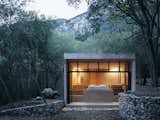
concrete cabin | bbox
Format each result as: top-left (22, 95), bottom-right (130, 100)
top-left (64, 53), bottom-right (136, 104)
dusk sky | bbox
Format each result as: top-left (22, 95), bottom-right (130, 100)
top-left (26, 0), bottom-right (88, 19)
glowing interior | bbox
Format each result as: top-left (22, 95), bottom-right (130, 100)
top-left (69, 62), bottom-right (128, 87)
top-left (69, 61), bottom-right (129, 102)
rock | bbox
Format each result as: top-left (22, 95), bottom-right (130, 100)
top-left (41, 88), bottom-right (59, 99)
top-left (35, 96), bottom-right (42, 100)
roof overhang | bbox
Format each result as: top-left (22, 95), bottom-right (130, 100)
top-left (64, 53), bottom-right (135, 60)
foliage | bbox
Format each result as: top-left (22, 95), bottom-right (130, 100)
top-left (1, 0), bottom-right (159, 105)
top-left (114, 0), bottom-right (160, 86)
top-left (0, 0), bottom-right (32, 26)
top-left (0, 17), bottom-right (58, 104)
top-left (67, 0), bottom-right (160, 87)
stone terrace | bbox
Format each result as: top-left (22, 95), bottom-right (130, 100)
top-left (0, 101), bottom-right (122, 120)
top-left (0, 110), bottom-right (122, 120)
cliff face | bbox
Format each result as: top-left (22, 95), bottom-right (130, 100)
top-left (55, 2), bottom-right (130, 41)
top-left (67, 12), bottom-right (94, 40)
top-left (55, 12), bottom-right (94, 41)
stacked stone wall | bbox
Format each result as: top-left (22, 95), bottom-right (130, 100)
top-left (119, 93), bottom-right (160, 120)
top-left (0, 100), bottom-right (64, 116)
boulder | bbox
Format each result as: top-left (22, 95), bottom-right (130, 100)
top-left (35, 96), bottom-right (42, 100)
top-left (41, 88), bottom-right (59, 99)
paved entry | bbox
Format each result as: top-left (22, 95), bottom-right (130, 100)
top-left (54, 102), bottom-right (122, 120)
top-left (0, 102), bottom-right (122, 120)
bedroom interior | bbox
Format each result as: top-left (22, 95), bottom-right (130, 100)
top-left (64, 53), bottom-right (136, 104)
top-left (69, 61), bottom-right (130, 102)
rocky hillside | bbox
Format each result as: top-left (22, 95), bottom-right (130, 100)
top-left (55, 5), bottom-right (131, 41)
top-left (55, 12), bottom-right (94, 41)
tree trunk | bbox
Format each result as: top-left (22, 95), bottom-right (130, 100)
top-left (0, 77), bottom-right (13, 102)
top-left (145, 38), bottom-right (159, 87)
top-left (45, 65), bottom-right (49, 88)
top-left (141, 24), bottom-right (159, 87)
top-left (34, 48), bottom-right (41, 93)
top-left (150, 57), bottom-right (158, 87)
top-left (28, 53), bottom-right (32, 90)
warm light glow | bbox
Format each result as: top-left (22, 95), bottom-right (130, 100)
top-left (72, 67), bottom-right (82, 85)
top-left (110, 67), bottom-right (119, 71)
top-left (72, 72), bottom-right (81, 85)
top-left (72, 67), bottom-right (77, 71)
top-left (69, 61), bottom-right (129, 101)
top-left (109, 62), bottom-right (119, 72)
top-left (78, 68), bottom-right (82, 71)
top-left (70, 62), bottom-right (128, 88)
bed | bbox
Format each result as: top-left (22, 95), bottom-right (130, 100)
top-left (83, 85), bottom-right (115, 102)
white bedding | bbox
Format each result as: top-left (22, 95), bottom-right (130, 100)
top-left (84, 85), bottom-right (114, 102)
top-left (87, 85), bottom-right (110, 91)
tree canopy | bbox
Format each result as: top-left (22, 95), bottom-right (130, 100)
top-left (67, 0), bottom-right (160, 86)
top-left (0, 0), bottom-right (160, 105)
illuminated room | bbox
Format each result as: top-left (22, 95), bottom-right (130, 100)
top-left (68, 61), bottom-right (130, 102)
top-left (64, 53), bottom-right (136, 104)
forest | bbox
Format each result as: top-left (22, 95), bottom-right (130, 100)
top-left (0, 0), bottom-right (160, 106)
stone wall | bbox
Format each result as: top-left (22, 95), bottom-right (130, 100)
top-left (0, 100), bottom-right (64, 116)
top-left (119, 93), bottom-right (160, 120)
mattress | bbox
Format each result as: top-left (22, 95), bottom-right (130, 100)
top-left (84, 85), bottom-right (115, 102)
top-left (86, 85), bottom-right (110, 91)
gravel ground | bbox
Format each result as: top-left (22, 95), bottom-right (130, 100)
top-left (54, 110), bottom-right (122, 120)
top-left (0, 110), bottom-right (122, 120)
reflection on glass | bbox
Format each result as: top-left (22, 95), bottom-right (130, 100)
top-left (120, 62), bottom-right (128, 71)
top-left (69, 61), bottom-right (129, 72)
top-left (71, 72), bottom-right (81, 85)
top-left (109, 62), bottom-right (119, 71)
top-left (69, 62), bottom-right (77, 71)
top-left (70, 72), bottom-right (128, 88)
top-left (89, 62), bottom-right (98, 71)
top-left (99, 62), bottom-right (108, 70)
top-left (120, 62), bottom-right (125, 71)
top-left (69, 61), bottom-right (130, 102)
top-left (78, 62), bottom-right (88, 71)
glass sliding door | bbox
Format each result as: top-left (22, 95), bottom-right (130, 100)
top-left (68, 60), bottom-right (130, 102)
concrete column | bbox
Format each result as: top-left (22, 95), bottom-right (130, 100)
top-left (131, 60), bottom-right (136, 91)
top-left (64, 60), bottom-right (67, 104)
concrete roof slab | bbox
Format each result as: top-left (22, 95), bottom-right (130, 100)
top-left (64, 53), bottom-right (135, 60)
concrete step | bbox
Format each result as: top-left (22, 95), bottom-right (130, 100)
top-left (63, 106), bottom-right (119, 111)
top-left (63, 102), bottom-right (119, 111)
top-left (70, 95), bottom-right (84, 102)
